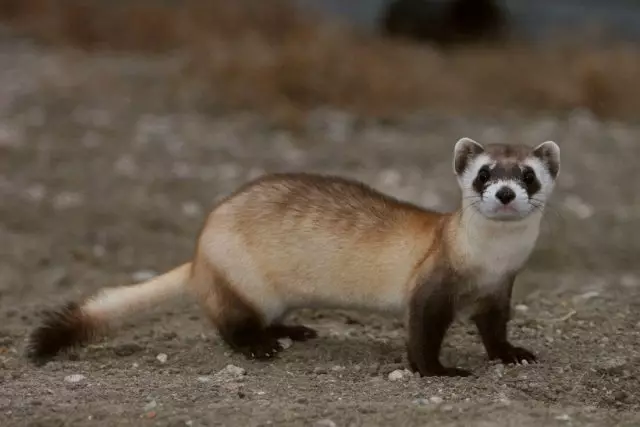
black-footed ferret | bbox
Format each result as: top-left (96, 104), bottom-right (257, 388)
top-left (26, 137), bottom-right (560, 377)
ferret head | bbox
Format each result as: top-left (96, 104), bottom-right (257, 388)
top-left (453, 137), bottom-right (560, 221)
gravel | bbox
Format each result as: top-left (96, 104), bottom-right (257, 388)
top-left (63, 374), bottom-right (86, 383)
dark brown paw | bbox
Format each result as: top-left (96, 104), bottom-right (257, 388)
top-left (268, 325), bottom-right (318, 342)
top-left (437, 367), bottom-right (473, 377)
top-left (239, 339), bottom-right (283, 360)
top-left (493, 345), bottom-right (537, 365)
top-left (408, 360), bottom-right (473, 377)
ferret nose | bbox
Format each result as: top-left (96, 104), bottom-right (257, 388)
top-left (495, 186), bottom-right (516, 205)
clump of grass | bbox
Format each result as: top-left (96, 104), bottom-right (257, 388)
top-left (0, 0), bottom-right (306, 52)
top-left (1, 0), bottom-right (639, 122)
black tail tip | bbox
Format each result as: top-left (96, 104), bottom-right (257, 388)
top-left (26, 302), bottom-right (92, 365)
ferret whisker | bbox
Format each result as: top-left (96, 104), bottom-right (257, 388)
top-left (530, 199), bottom-right (565, 221)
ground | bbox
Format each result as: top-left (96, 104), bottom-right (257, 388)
top-left (0, 37), bottom-right (640, 427)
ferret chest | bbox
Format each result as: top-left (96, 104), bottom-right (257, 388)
top-left (465, 227), bottom-right (538, 289)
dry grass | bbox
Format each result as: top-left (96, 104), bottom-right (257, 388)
top-left (1, 0), bottom-right (639, 122)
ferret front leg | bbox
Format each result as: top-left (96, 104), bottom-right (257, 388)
top-left (472, 275), bottom-right (537, 365)
top-left (407, 271), bottom-right (472, 377)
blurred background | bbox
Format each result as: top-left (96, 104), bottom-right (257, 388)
top-left (0, 0), bottom-right (639, 119)
top-left (0, 0), bottom-right (637, 274)
top-left (1, 1), bottom-right (640, 425)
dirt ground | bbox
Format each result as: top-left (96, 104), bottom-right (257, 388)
top-left (1, 35), bottom-right (640, 427)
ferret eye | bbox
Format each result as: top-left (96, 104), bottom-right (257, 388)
top-left (523, 168), bottom-right (536, 185)
top-left (477, 167), bottom-right (490, 183)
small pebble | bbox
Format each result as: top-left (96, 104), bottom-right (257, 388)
top-left (64, 374), bottom-right (86, 383)
top-left (620, 274), bottom-right (639, 288)
top-left (133, 270), bottom-right (157, 282)
top-left (429, 396), bottom-right (444, 404)
top-left (92, 245), bottom-right (106, 258)
top-left (114, 156), bottom-right (136, 176)
top-left (181, 201), bottom-right (202, 217)
top-left (0, 124), bottom-right (23, 147)
top-left (575, 291), bottom-right (600, 302)
top-left (562, 195), bottom-right (594, 219)
top-left (555, 414), bottom-right (571, 422)
top-left (515, 304), bottom-right (529, 313)
top-left (388, 369), bottom-right (411, 381)
top-left (220, 364), bottom-right (246, 377)
top-left (314, 419), bottom-right (337, 427)
top-left (143, 400), bottom-right (157, 411)
top-left (278, 337), bottom-right (293, 350)
top-left (156, 353), bottom-right (168, 364)
top-left (52, 192), bottom-right (83, 210)
top-left (25, 184), bottom-right (46, 202)
top-left (378, 169), bottom-right (402, 187)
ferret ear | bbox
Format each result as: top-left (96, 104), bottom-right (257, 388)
top-left (532, 141), bottom-right (560, 179)
top-left (453, 137), bottom-right (485, 176)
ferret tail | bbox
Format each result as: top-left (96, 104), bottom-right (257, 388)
top-left (26, 262), bottom-right (192, 365)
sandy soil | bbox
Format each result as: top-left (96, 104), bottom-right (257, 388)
top-left (1, 37), bottom-right (640, 427)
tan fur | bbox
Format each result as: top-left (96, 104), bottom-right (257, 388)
top-left (191, 174), bottom-right (446, 323)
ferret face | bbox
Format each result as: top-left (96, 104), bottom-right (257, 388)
top-left (453, 138), bottom-right (560, 221)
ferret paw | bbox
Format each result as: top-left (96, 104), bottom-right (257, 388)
top-left (494, 345), bottom-right (537, 365)
top-left (267, 325), bottom-right (318, 342)
top-left (408, 360), bottom-right (473, 377)
top-left (440, 367), bottom-right (473, 377)
top-left (240, 339), bottom-right (283, 360)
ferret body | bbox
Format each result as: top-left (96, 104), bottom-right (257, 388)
top-left (27, 138), bottom-right (561, 377)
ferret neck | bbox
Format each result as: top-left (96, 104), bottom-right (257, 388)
top-left (449, 204), bottom-right (543, 271)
